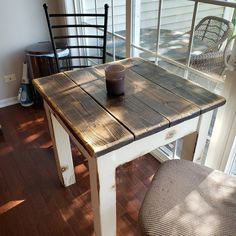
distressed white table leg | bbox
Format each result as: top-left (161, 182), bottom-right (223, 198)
top-left (44, 102), bottom-right (76, 187)
top-left (181, 110), bottom-right (213, 165)
top-left (88, 155), bottom-right (116, 236)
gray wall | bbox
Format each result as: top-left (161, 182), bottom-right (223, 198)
top-left (0, 0), bottom-right (61, 102)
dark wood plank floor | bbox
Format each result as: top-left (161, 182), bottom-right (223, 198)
top-left (0, 104), bottom-right (160, 236)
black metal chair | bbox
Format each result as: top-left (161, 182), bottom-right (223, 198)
top-left (43, 3), bottom-right (109, 73)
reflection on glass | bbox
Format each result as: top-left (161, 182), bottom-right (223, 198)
top-left (82, 0), bottom-right (126, 62)
top-left (105, 0), bottom-right (126, 61)
top-left (113, 0), bottom-right (126, 35)
top-left (106, 36), bottom-right (126, 61)
top-left (157, 60), bottom-right (185, 78)
top-left (159, 0), bottom-right (195, 64)
top-left (135, 0), bottom-right (159, 52)
top-left (132, 47), bottom-right (155, 61)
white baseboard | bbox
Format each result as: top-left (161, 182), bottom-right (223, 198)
top-left (0, 96), bottom-right (19, 108)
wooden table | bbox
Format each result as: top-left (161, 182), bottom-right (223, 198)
top-left (33, 58), bottom-right (225, 236)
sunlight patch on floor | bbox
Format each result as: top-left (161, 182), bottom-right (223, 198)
top-left (23, 131), bottom-right (44, 144)
top-left (149, 174), bottom-right (154, 182)
top-left (0, 200), bottom-right (25, 215)
top-left (39, 140), bottom-right (52, 149)
top-left (18, 117), bottom-right (44, 129)
top-left (0, 145), bottom-right (13, 156)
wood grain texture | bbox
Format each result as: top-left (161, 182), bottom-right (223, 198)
top-left (125, 70), bottom-right (200, 125)
top-left (32, 73), bottom-right (76, 98)
top-left (64, 67), bottom-right (102, 86)
top-left (81, 79), bottom-right (169, 140)
top-left (48, 86), bottom-right (133, 157)
top-left (84, 67), bottom-right (200, 126)
top-left (131, 59), bottom-right (226, 113)
top-left (79, 76), bottom-right (201, 142)
top-left (64, 57), bottom-right (143, 86)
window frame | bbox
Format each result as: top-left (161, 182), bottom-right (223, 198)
top-left (67, 0), bottom-right (236, 171)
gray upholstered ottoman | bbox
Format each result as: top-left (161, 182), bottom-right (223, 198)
top-left (139, 159), bottom-right (236, 236)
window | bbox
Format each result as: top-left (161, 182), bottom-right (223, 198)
top-left (66, 0), bottom-right (236, 170)
top-left (73, 0), bottom-right (235, 79)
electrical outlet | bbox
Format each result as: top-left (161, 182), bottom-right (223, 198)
top-left (4, 74), bottom-right (16, 83)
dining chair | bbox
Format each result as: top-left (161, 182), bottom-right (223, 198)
top-left (139, 159), bottom-right (236, 236)
top-left (190, 16), bottom-right (233, 74)
top-left (43, 3), bottom-right (109, 73)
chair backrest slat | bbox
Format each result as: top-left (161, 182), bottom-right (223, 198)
top-left (52, 24), bottom-right (106, 29)
top-left (56, 45), bottom-right (103, 49)
top-left (43, 3), bottom-right (109, 73)
top-left (58, 56), bottom-right (103, 60)
top-left (49, 13), bottom-right (106, 17)
top-left (54, 35), bottom-right (104, 39)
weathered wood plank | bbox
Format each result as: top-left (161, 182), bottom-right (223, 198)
top-left (32, 73), bottom-right (76, 98)
top-left (65, 67), bottom-right (101, 85)
top-left (64, 57), bottom-right (143, 86)
top-left (131, 59), bottom-right (226, 113)
top-left (76, 65), bottom-right (200, 127)
top-left (94, 57), bottom-right (144, 71)
top-left (124, 69), bottom-right (200, 125)
top-left (81, 78), bottom-right (169, 140)
top-left (171, 83), bottom-right (226, 113)
top-left (48, 86), bottom-right (134, 157)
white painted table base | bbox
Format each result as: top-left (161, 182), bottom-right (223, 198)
top-left (44, 101), bottom-right (213, 236)
top-left (44, 102), bottom-right (76, 187)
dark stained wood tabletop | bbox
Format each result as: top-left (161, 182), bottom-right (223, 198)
top-left (33, 58), bottom-right (226, 157)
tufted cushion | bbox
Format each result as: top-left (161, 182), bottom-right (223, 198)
top-left (139, 159), bottom-right (236, 236)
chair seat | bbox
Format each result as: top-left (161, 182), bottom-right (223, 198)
top-left (139, 159), bottom-right (236, 236)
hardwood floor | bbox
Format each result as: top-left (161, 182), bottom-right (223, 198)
top-left (0, 104), bottom-right (160, 236)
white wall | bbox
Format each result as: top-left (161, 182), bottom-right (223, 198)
top-left (0, 0), bottom-right (60, 102)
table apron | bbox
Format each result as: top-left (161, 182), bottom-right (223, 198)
top-left (45, 101), bottom-right (203, 164)
top-left (91, 116), bottom-right (200, 167)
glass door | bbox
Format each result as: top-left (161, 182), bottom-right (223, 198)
top-left (130, 0), bottom-right (236, 168)
top-left (206, 36), bottom-right (236, 171)
top-left (69, 0), bottom-right (236, 171)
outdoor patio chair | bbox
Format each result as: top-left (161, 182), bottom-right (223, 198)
top-left (190, 16), bottom-right (233, 74)
top-left (194, 16), bottom-right (233, 52)
top-left (139, 159), bottom-right (236, 236)
top-left (43, 4), bottom-right (109, 73)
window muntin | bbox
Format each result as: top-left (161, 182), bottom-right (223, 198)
top-left (73, 0), bottom-right (236, 164)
